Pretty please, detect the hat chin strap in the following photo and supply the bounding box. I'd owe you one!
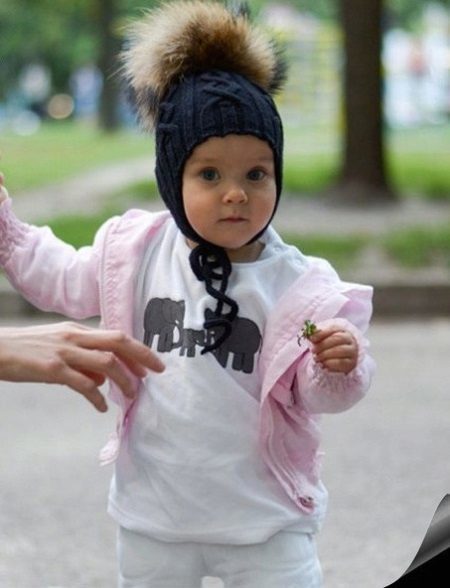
[185,196,280,353]
[189,242,238,353]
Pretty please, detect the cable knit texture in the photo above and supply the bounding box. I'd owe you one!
[155,69,284,353]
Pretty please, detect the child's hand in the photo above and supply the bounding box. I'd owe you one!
[0,172,9,203]
[309,325,358,374]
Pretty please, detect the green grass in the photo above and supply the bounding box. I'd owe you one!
[283,121,450,198]
[110,178,159,203]
[387,124,450,200]
[383,226,450,268]
[0,120,153,193]
[43,211,120,250]
[1,119,449,199]
[283,153,337,194]
[283,233,368,271]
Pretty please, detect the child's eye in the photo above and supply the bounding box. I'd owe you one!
[200,168,220,181]
[247,169,266,181]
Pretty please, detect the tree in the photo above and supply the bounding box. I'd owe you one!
[82,0,158,131]
[94,0,122,131]
[331,0,396,204]
[290,0,449,204]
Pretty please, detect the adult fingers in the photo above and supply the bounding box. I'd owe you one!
[65,346,136,399]
[70,328,165,376]
[54,365,108,412]
[81,370,106,387]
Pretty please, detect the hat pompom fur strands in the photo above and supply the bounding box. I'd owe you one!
[121,0,288,131]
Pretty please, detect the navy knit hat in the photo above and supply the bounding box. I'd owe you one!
[122,1,287,352]
[155,69,284,246]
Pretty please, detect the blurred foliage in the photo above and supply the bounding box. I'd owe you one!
[2,0,449,101]
[0,0,157,100]
[387,0,450,28]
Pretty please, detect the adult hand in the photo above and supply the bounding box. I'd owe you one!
[0,322,165,412]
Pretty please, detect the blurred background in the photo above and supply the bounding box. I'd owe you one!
[0,0,449,270]
[1,3,450,587]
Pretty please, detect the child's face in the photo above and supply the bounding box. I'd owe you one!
[182,134,277,262]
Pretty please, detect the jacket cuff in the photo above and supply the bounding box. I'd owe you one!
[0,198,30,265]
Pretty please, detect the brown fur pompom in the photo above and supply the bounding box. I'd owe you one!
[121,0,287,130]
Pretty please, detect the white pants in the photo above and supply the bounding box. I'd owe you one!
[117,527,323,588]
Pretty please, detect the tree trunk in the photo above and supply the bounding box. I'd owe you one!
[96,0,121,131]
[331,0,396,204]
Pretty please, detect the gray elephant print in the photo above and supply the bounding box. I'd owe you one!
[180,329,205,357]
[144,298,185,352]
[143,298,261,373]
[204,309,262,374]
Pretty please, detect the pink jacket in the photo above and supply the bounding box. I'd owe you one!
[0,199,375,514]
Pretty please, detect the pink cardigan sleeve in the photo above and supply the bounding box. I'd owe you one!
[260,256,375,416]
[295,305,376,415]
[0,197,113,319]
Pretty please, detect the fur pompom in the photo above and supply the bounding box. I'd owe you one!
[121,0,287,130]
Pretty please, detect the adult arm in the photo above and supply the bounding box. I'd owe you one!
[0,322,164,412]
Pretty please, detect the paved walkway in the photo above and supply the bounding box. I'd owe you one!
[12,157,155,221]
[1,316,449,587]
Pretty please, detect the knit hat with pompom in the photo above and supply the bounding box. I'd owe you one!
[122,0,287,352]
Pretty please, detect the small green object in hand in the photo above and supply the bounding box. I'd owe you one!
[297,319,317,346]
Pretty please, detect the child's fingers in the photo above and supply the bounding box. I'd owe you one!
[310,327,358,374]
[311,329,356,354]
[314,344,358,374]
[320,357,357,374]
[308,327,335,344]
[314,344,355,364]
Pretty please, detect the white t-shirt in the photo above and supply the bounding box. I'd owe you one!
[108,219,327,543]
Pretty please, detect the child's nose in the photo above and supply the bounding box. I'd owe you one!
[223,184,248,204]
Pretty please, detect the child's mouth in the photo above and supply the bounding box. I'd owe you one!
[222,217,246,223]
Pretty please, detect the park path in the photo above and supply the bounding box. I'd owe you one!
[12,156,155,220]
[1,316,449,588]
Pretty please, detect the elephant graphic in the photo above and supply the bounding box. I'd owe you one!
[143,298,185,352]
[204,309,262,374]
[180,329,205,357]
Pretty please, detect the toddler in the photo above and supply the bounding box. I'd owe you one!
[0,2,375,586]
